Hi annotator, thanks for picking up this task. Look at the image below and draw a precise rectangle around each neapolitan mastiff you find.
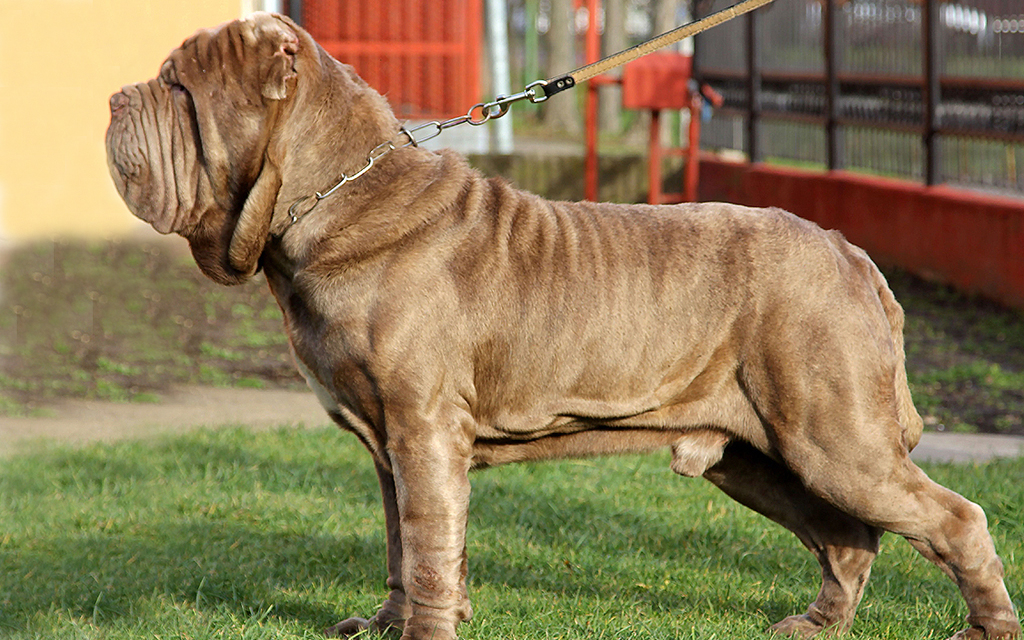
[105,13,1020,640]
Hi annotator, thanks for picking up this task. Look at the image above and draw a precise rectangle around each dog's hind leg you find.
[751,354,1019,637]
[777,429,1020,640]
[736,263,1020,639]
[702,441,882,638]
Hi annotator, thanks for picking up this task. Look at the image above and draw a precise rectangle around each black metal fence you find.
[694,0,1024,193]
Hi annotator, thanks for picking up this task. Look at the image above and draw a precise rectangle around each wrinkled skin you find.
[106,13,1022,640]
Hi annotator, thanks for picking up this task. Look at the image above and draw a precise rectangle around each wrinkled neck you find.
[270,56,402,230]
[268,144,470,275]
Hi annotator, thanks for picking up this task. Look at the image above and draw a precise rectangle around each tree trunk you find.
[599,0,627,134]
[544,0,582,135]
[654,0,681,145]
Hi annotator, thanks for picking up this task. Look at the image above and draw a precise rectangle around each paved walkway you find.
[0,387,330,455]
[2,386,1023,463]
[909,431,1024,464]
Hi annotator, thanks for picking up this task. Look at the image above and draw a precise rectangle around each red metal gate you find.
[301,0,483,120]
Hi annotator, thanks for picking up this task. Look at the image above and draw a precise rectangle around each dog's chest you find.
[293,356,340,415]
[291,350,391,461]
[265,267,390,458]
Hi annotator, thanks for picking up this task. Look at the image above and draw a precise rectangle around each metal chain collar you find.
[285,80,550,225]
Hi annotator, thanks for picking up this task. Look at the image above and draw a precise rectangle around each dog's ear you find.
[261,38,298,100]
[247,15,299,100]
[228,159,281,276]
[185,159,281,286]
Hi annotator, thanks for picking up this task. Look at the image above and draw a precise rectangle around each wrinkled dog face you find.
[106,13,298,282]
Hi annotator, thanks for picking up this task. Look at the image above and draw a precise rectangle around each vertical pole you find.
[923,0,940,185]
[525,0,539,89]
[649,110,663,205]
[685,99,701,202]
[467,0,485,120]
[824,0,841,171]
[546,0,581,135]
[690,0,701,83]
[653,0,679,146]
[690,0,702,197]
[487,0,514,153]
[289,0,302,26]
[585,0,601,201]
[746,6,761,163]
[600,0,625,133]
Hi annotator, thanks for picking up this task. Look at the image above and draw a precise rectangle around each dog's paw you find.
[325,614,408,639]
[769,614,825,639]
[948,628,988,640]
[398,614,458,640]
[947,623,1023,640]
[325,616,370,638]
[325,606,413,639]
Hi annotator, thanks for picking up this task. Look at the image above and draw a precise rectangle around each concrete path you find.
[909,431,1024,464]
[0,387,330,455]
[2,386,1023,463]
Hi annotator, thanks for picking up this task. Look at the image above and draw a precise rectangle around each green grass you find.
[1,427,1021,639]
[886,269,1024,435]
[0,240,301,415]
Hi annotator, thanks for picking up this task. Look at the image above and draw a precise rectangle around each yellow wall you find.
[0,0,245,240]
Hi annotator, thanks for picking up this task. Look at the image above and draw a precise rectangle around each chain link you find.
[286,80,550,226]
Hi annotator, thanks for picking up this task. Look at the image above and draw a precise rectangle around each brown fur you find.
[106,13,1020,640]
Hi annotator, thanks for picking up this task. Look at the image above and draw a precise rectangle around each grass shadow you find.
[0,427,385,633]
[466,457,817,618]
[1,522,369,630]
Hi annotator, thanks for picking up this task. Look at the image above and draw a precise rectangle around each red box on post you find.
[622,52,693,111]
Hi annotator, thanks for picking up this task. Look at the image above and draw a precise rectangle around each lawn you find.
[1,426,1021,639]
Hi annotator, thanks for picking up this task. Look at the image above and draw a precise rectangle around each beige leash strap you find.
[539,0,777,99]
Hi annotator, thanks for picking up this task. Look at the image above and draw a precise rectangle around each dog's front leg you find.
[374,459,414,630]
[326,460,413,638]
[390,425,474,640]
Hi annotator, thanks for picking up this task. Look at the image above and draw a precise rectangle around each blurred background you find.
[2,0,1022,242]
[1,9,1021,636]
[0,0,252,241]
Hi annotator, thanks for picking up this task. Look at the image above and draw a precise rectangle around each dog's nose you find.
[109,91,130,116]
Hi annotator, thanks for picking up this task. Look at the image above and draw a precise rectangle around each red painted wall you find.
[697,156,1024,310]
[301,0,482,120]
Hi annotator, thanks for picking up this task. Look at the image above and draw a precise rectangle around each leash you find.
[286,0,776,225]
[537,0,777,100]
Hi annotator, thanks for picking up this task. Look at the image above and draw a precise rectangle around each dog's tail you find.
[865,252,924,452]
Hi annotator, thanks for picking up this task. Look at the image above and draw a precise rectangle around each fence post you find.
[691,1,701,81]
[746,6,761,163]
[486,0,514,153]
[923,0,940,185]
[824,0,841,170]
[524,0,540,93]
[288,0,302,25]
[584,0,601,201]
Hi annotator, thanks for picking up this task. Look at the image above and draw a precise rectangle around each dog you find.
[105,12,1021,640]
